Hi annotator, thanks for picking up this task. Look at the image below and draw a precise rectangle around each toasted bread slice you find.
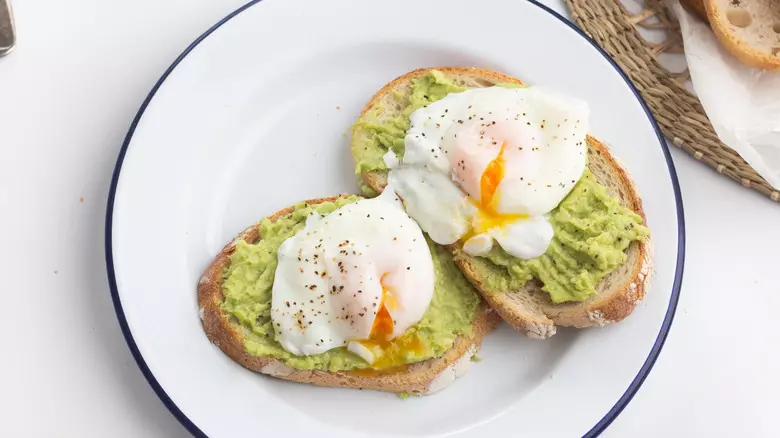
[198,195,501,395]
[351,68,652,339]
[704,0,780,70]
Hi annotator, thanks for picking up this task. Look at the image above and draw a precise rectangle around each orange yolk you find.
[480,142,507,212]
[353,274,425,372]
[466,142,527,239]
[352,334,425,375]
[369,273,396,342]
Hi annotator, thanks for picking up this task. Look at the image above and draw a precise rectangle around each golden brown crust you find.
[198,195,501,394]
[704,0,780,71]
[352,67,652,338]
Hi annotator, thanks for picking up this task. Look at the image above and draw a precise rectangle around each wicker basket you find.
[566,0,779,202]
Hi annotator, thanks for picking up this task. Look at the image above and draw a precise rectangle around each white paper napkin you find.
[674,1,780,189]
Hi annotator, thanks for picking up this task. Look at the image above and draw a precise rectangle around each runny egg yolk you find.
[469,142,527,237]
[354,274,425,371]
[369,276,396,341]
[479,141,507,212]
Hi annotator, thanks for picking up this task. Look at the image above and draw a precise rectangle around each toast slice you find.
[351,68,652,339]
[704,0,780,70]
[198,195,501,395]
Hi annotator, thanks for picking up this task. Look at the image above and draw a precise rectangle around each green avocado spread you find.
[352,70,649,304]
[354,70,468,175]
[221,196,481,372]
[455,170,648,303]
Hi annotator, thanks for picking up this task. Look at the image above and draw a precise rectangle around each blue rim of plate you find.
[104,1,686,436]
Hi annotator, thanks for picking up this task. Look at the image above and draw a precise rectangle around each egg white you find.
[388,85,589,259]
[271,189,434,359]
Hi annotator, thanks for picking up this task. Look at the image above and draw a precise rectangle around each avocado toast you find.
[198,195,501,395]
[350,67,652,339]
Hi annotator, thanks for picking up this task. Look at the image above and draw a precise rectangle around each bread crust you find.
[704,0,780,71]
[198,195,501,394]
[351,67,653,339]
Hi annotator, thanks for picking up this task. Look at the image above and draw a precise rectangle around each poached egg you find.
[271,189,434,367]
[388,85,589,259]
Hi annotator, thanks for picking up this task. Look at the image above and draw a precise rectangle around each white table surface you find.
[2,0,779,436]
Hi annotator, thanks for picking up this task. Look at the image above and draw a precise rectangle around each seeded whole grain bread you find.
[704,0,780,70]
[351,67,653,339]
[198,195,502,395]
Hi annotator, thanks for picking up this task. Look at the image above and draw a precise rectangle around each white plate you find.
[106,0,685,436]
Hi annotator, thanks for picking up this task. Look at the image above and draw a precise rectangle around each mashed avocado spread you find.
[353,71,649,304]
[221,196,481,372]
